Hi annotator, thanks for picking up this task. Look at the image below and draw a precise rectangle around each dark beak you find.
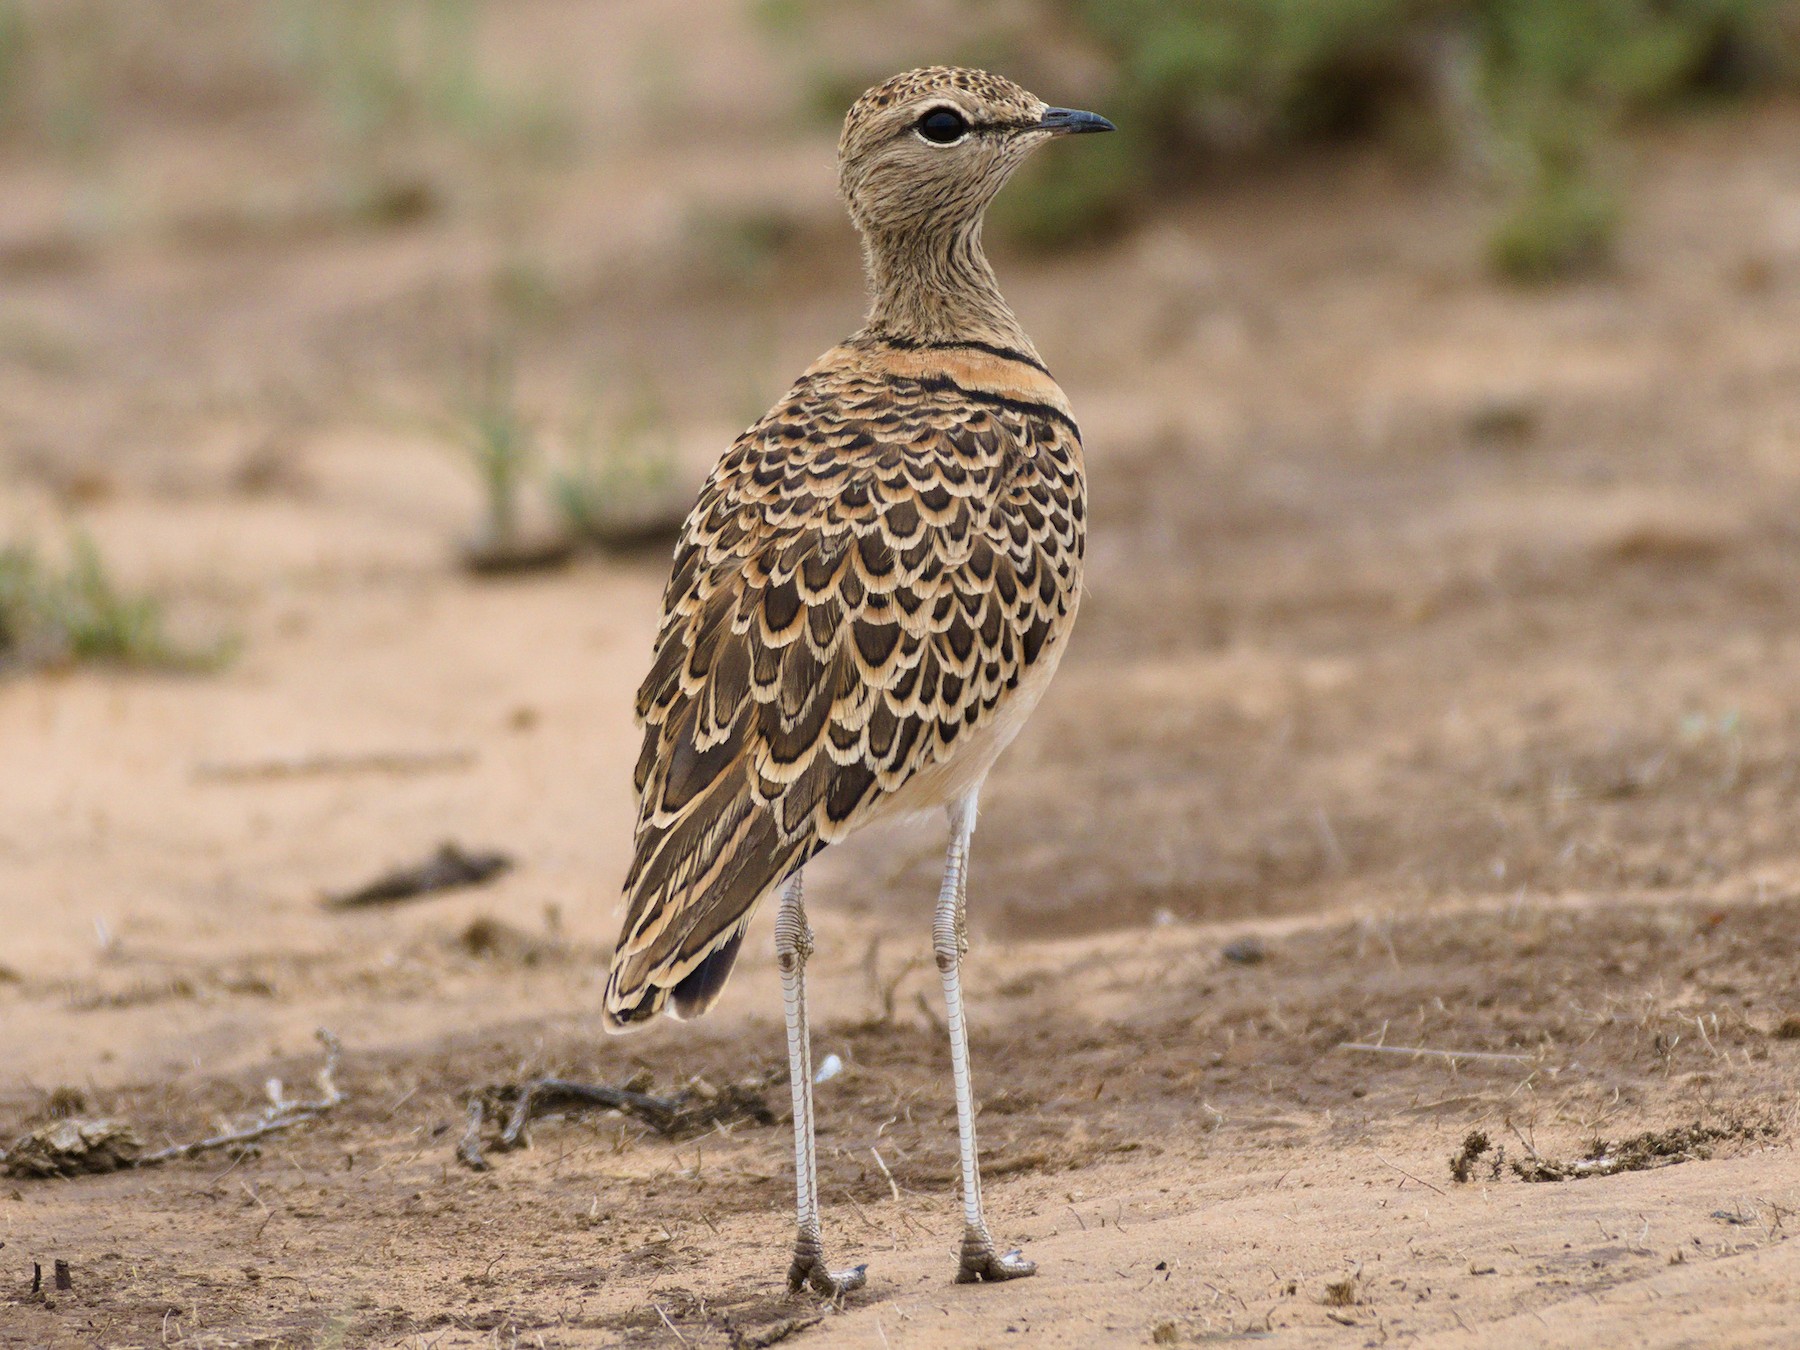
[1037,106,1115,136]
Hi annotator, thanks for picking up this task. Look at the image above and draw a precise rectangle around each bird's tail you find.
[602,789,810,1033]
[603,917,751,1032]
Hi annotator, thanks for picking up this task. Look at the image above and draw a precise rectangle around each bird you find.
[602,66,1112,1296]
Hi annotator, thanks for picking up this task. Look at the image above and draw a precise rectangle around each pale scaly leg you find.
[933,791,1037,1283]
[776,871,867,1298]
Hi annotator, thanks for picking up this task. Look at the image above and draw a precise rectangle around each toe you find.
[956,1247,1037,1283]
[991,1250,1037,1280]
[791,1257,869,1299]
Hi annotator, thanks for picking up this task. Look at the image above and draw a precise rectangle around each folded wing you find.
[603,355,1083,1028]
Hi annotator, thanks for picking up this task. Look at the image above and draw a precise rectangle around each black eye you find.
[917,108,968,144]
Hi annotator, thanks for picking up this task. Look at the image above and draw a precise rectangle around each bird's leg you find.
[776,871,867,1299]
[933,791,1037,1284]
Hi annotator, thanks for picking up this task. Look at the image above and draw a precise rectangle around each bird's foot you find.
[787,1249,868,1301]
[955,1230,1037,1284]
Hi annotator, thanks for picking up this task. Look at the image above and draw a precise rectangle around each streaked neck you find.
[857,217,1039,358]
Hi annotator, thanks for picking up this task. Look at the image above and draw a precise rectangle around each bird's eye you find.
[916,108,968,145]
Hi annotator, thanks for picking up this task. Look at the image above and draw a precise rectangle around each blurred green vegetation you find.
[773,0,1798,279]
[439,329,689,566]
[451,341,537,551]
[1468,0,1781,276]
[551,384,687,550]
[0,0,116,157]
[0,535,233,674]
[272,0,574,164]
[0,0,572,223]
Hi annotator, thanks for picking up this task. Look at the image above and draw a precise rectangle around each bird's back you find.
[603,336,1085,1028]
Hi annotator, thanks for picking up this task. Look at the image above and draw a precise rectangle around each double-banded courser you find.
[604,67,1111,1295]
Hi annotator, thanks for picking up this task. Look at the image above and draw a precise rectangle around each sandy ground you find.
[6,5,1800,1346]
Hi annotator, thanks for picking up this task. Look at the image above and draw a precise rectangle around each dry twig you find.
[724,1315,824,1348]
[139,1029,345,1165]
[456,1097,491,1172]
[653,1303,691,1347]
[2,1030,345,1179]
[455,1074,775,1170]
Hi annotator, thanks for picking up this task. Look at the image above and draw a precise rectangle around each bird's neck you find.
[857,218,1039,358]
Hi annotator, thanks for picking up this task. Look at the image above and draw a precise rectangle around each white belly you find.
[866,632,1071,828]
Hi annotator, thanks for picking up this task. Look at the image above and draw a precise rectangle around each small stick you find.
[863,937,927,1025]
[139,1113,315,1165]
[868,1147,901,1202]
[653,1303,691,1347]
[138,1030,345,1167]
[500,1079,683,1146]
[456,1098,490,1172]
[1338,1042,1532,1064]
[313,1029,345,1106]
[456,1075,767,1170]
[501,1088,534,1151]
[1506,1118,1546,1165]
[1371,1152,1446,1197]
[727,1316,823,1348]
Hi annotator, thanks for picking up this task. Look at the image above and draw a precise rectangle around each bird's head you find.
[837,66,1113,241]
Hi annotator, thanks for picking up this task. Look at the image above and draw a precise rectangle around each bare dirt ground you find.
[5,4,1800,1346]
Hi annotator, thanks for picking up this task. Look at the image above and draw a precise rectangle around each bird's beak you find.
[1035,107,1115,136]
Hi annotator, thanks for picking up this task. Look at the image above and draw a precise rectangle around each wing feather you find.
[603,345,1085,1029]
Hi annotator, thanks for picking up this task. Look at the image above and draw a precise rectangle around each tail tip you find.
[602,976,666,1035]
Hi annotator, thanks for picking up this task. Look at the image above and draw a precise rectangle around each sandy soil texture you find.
[5,5,1800,1346]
